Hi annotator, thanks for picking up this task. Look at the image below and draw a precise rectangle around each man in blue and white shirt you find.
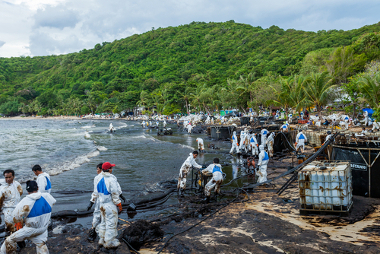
[0,180,56,254]
[32,165,51,194]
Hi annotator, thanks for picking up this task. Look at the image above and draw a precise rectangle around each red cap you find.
[102,162,115,170]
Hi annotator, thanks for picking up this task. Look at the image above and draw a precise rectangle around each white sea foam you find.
[115,123,128,130]
[97,146,108,151]
[179,144,195,150]
[84,132,91,138]
[81,124,95,129]
[47,150,100,176]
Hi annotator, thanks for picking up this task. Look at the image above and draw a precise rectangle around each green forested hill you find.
[1,20,380,116]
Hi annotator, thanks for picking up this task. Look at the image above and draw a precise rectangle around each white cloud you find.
[0,0,379,57]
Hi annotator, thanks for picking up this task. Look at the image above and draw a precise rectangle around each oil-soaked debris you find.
[122,220,164,250]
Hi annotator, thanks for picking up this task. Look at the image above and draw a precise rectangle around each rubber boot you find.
[87,228,97,242]
[16,241,26,252]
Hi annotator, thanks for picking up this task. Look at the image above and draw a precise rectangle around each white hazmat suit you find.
[230,131,240,154]
[296,131,307,153]
[0,191,56,254]
[91,172,122,248]
[239,130,247,152]
[266,132,275,157]
[196,138,204,151]
[202,164,223,197]
[261,129,268,148]
[0,181,23,233]
[249,134,259,156]
[257,145,269,183]
[177,153,202,191]
[36,172,51,194]
[373,120,380,131]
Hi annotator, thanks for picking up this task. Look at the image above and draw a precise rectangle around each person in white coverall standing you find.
[202,158,224,203]
[32,165,51,194]
[0,169,23,234]
[266,132,275,157]
[249,133,259,156]
[230,131,240,154]
[196,138,204,152]
[261,129,268,148]
[0,180,56,254]
[257,145,269,183]
[177,151,202,196]
[295,130,307,154]
[89,162,123,248]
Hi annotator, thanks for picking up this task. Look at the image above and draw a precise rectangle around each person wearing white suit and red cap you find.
[89,162,123,248]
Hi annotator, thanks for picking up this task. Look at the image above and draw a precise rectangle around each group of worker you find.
[0,165,54,253]
[141,120,167,128]
[230,129,275,157]
[177,151,224,203]
[0,161,124,253]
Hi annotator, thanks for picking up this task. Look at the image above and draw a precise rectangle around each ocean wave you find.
[179,144,195,150]
[81,124,95,129]
[47,150,100,176]
[16,149,101,183]
[114,123,128,130]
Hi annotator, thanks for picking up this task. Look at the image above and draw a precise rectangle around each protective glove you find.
[117,203,123,214]
[120,194,126,203]
[87,202,94,211]
[15,222,23,231]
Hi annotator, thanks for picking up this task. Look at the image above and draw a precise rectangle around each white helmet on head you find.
[259,145,265,151]
[233,131,236,135]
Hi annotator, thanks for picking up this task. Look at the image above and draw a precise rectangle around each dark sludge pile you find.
[122,220,164,251]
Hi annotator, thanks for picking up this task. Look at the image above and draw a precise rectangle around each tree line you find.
[0,21,380,116]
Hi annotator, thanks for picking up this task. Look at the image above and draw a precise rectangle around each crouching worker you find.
[0,180,56,254]
[196,138,204,152]
[177,151,202,196]
[202,158,224,203]
[89,162,123,249]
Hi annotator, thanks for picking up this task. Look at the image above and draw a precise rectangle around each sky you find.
[0,0,379,57]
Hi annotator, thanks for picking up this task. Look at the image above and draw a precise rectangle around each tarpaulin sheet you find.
[332,146,380,198]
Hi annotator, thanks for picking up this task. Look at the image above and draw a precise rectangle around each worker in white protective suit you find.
[244,131,250,153]
[344,116,349,130]
[87,163,125,242]
[90,162,123,248]
[109,123,115,133]
[163,120,167,128]
[156,121,159,127]
[196,138,204,152]
[261,129,268,148]
[324,131,333,144]
[266,132,276,157]
[295,130,307,154]
[363,111,369,126]
[230,131,240,154]
[239,129,248,153]
[142,121,146,128]
[0,169,23,234]
[249,133,259,156]
[257,145,269,183]
[187,123,193,134]
[32,165,51,194]
[149,121,152,127]
[177,151,202,195]
[288,113,293,122]
[202,158,224,203]
[373,119,380,132]
[0,180,56,254]
[177,151,202,196]
[280,122,288,132]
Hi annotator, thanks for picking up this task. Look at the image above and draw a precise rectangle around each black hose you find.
[122,237,141,254]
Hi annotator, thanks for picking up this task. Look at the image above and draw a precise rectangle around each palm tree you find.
[177,85,193,114]
[269,76,294,119]
[303,72,337,116]
[358,72,380,108]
